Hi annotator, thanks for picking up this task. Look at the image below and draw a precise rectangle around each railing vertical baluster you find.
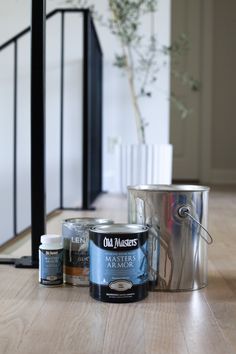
[60,12,65,209]
[82,10,89,210]
[13,40,18,237]
[30,0,46,266]
[14,0,46,268]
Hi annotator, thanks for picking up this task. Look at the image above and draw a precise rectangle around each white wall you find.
[0,47,14,244]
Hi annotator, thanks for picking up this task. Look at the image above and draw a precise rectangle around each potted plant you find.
[62,0,199,192]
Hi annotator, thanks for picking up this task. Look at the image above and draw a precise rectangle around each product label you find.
[39,249,63,285]
[89,238,148,287]
[64,236,89,284]
[64,250,89,269]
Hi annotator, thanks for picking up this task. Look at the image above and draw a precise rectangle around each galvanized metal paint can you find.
[89,224,149,303]
[128,185,212,291]
[62,218,113,286]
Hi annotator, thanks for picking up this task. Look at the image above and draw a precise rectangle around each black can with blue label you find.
[89,224,149,303]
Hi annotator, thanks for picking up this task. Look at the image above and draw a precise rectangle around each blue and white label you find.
[39,249,63,285]
[89,240,148,286]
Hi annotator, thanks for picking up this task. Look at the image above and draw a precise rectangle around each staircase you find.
[0,9,103,249]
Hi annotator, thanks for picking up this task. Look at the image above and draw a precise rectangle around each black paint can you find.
[89,224,149,303]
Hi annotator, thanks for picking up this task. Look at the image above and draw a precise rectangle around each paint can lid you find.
[90,224,149,234]
[40,234,63,244]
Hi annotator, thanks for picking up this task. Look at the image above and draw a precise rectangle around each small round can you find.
[89,224,149,303]
[62,218,113,286]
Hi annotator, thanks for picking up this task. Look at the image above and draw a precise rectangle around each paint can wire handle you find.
[178,206,213,245]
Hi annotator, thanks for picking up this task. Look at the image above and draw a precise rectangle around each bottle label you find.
[39,249,63,285]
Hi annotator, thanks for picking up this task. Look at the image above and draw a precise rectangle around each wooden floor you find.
[0,187,236,354]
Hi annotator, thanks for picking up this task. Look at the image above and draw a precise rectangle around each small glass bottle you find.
[39,234,63,286]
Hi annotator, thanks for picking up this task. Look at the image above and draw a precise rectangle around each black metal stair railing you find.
[0,7,103,267]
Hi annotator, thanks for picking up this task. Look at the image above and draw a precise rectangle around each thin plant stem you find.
[126,45,145,144]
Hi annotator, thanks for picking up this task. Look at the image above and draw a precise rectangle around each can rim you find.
[90,224,149,234]
[62,217,113,226]
[127,184,210,192]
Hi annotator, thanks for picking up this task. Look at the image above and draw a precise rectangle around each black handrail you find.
[0,8,102,53]
[0,7,103,267]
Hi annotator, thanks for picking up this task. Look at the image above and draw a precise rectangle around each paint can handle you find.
[178,206,213,245]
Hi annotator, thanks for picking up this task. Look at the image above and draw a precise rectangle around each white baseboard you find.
[210,168,236,184]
